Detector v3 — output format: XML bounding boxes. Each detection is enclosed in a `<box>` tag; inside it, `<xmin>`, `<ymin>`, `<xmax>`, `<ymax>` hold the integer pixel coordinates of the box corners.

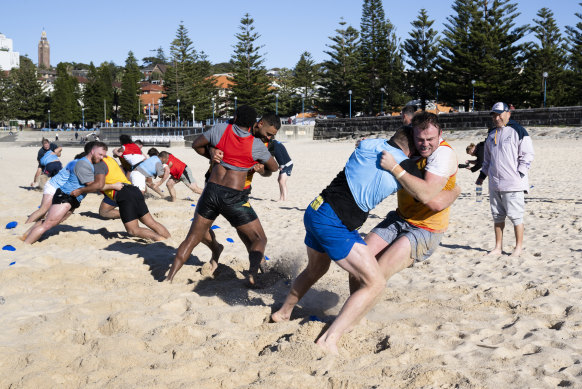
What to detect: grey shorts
<box><xmin>370</xmin><ymin>211</ymin><xmax>443</xmax><ymax>262</ymax></box>
<box><xmin>179</xmin><ymin>166</ymin><xmax>195</xmax><ymax>185</ymax></box>
<box><xmin>489</xmin><ymin>190</ymin><xmax>524</xmax><ymax>225</ymax></box>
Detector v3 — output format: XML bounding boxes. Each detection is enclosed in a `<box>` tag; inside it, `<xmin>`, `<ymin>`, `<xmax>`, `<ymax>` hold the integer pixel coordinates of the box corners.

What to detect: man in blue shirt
<box><xmin>32</xmin><ymin>139</ymin><xmax>63</xmax><ymax>187</ymax></box>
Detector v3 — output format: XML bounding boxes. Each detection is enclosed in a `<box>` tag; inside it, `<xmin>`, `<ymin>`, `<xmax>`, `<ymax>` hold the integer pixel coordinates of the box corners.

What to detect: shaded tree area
<box><xmin>50</xmin><ymin>62</ymin><xmax>80</xmax><ymax>125</ymax></box>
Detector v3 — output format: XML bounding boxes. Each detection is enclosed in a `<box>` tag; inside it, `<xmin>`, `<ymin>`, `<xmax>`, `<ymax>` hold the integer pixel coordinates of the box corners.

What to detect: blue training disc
<box><xmin>9</xmin><ymin>261</ymin><xmax>15</xmax><ymax>266</ymax></box>
<box><xmin>265</xmin><ymin>255</ymin><xmax>270</xmax><ymax>261</ymax></box>
<box><xmin>2</xmin><ymin>245</ymin><xmax>16</xmax><ymax>251</ymax></box>
<box><xmin>5</xmin><ymin>221</ymin><xmax>17</xmax><ymax>229</ymax></box>
<box><xmin>226</xmin><ymin>238</ymin><xmax>234</xmax><ymax>243</ymax></box>
<box><xmin>211</xmin><ymin>225</ymin><xmax>220</xmax><ymax>230</ymax></box>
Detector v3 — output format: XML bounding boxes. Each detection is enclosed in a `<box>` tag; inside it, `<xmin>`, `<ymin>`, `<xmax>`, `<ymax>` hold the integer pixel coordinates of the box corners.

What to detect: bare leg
<box><xmin>124</xmin><ymin>213</ymin><xmax>170</xmax><ymax>241</ymax></box>
<box><xmin>166</xmin><ymin>179</ymin><xmax>177</xmax><ymax>202</ymax></box>
<box><xmin>185</xmin><ymin>181</ymin><xmax>203</xmax><ymax>195</ymax></box>
<box><xmin>315</xmin><ymin>243</ymin><xmax>385</xmax><ymax>354</ymax></box>
<box><xmin>349</xmin><ymin>232</ymin><xmax>391</xmax><ymax>293</ymax></box>
<box><xmin>278</xmin><ymin>173</ymin><xmax>288</xmax><ymax>201</ymax></box>
<box><xmin>271</xmin><ymin>247</ymin><xmax>331</xmax><ymax>322</ymax></box>
<box><xmin>511</xmin><ymin>223</ymin><xmax>524</xmax><ymax>257</ymax></box>
<box><xmin>200</xmin><ymin>228</ymin><xmax>224</xmax><ymax>274</ymax></box>
<box><xmin>486</xmin><ymin>222</ymin><xmax>504</xmax><ymax>256</ymax></box>
<box><xmin>146</xmin><ymin>177</ymin><xmax>165</xmax><ymax>197</ymax></box>
<box><xmin>98</xmin><ymin>200</ymin><xmax>120</xmax><ymax>219</ymax></box>
<box><xmin>26</xmin><ymin>193</ymin><xmax>53</xmax><ymax>223</ymax></box>
<box><xmin>235</xmin><ymin>218</ymin><xmax>268</xmax><ymax>286</ymax></box>
<box><xmin>23</xmin><ymin>203</ymin><xmax>72</xmax><ymax>244</ymax></box>
<box><xmin>166</xmin><ymin>212</ymin><xmax>215</xmax><ymax>282</ymax></box>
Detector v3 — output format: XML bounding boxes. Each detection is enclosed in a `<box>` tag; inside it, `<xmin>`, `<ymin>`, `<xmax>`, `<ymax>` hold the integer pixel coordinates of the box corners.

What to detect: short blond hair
<box><xmin>466</xmin><ymin>143</ymin><xmax>475</xmax><ymax>153</ymax></box>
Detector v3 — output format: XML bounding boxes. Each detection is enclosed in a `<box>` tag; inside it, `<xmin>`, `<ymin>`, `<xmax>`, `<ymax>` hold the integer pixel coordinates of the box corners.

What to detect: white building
<box><xmin>0</xmin><ymin>34</ymin><xmax>20</xmax><ymax>71</ymax></box>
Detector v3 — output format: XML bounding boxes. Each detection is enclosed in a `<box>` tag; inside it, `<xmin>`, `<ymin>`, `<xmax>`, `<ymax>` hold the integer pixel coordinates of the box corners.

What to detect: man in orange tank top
<box><xmin>355</xmin><ymin>112</ymin><xmax>460</xmax><ymax>289</ymax></box>
<box><xmin>166</xmin><ymin>106</ymin><xmax>279</xmax><ymax>286</ymax></box>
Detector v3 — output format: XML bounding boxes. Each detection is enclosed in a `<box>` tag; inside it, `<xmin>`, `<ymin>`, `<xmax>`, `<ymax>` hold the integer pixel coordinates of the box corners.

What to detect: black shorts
<box><xmin>44</xmin><ymin>161</ymin><xmax>62</xmax><ymax>177</ymax></box>
<box><xmin>52</xmin><ymin>188</ymin><xmax>80</xmax><ymax>210</ymax></box>
<box><xmin>197</xmin><ymin>182</ymin><xmax>258</xmax><ymax>227</ymax></box>
<box><xmin>115</xmin><ymin>184</ymin><xmax>150</xmax><ymax>223</ymax></box>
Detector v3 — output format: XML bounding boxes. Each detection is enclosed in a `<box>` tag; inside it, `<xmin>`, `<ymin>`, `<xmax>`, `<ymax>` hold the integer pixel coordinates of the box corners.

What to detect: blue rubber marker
<box><xmin>2</xmin><ymin>245</ymin><xmax>16</xmax><ymax>251</ymax></box>
<box><xmin>5</xmin><ymin>221</ymin><xmax>17</xmax><ymax>229</ymax></box>
<box><xmin>226</xmin><ymin>238</ymin><xmax>234</xmax><ymax>243</ymax></box>
<box><xmin>211</xmin><ymin>225</ymin><xmax>220</xmax><ymax>230</ymax></box>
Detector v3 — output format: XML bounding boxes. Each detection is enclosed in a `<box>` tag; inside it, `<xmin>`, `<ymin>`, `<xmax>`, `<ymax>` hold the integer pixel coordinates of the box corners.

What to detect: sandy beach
<box><xmin>0</xmin><ymin>129</ymin><xmax>581</xmax><ymax>388</ymax></box>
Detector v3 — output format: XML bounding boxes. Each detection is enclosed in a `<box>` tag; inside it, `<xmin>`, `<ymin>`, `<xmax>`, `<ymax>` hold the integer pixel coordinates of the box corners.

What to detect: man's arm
<box><xmin>424</xmin><ymin>184</ymin><xmax>462</xmax><ymax>212</ymax></box>
<box><xmin>54</xmin><ymin>147</ymin><xmax>62</xmax><ymax>157</ymax></box>
<box><xmin>112</xmin><ymin>147</ymin><xmax>124</xmax><ymax>158</ymax></box>
<box><xmin>476</xmin><ymin>139</ymin><xmax>490</xmax><ymax>185</ymax></box>
<box><xmin>517</xmin><ymin>136</ymin><xmax>534</xmax><ymax>177</ymax></box>
<box><xmin>263</xmin><ymin>156</ymin><xmax>279</xmax><ymax>174</ymax></box>
<box><xmin>192</xmin><ymin>134</ymin><xmax>210</xmax><ymax>157</ymax></box>
<box><xmin>70</xmin><ymin>174</ymin><xmax>106</xmax><ymax>197</ymax></box>
<box><xmin>32</xmin><ymin>167</ymin><xmax>43</xmax><ymax>186</ymax></box>
<box><xmin>380</xmin><ymin>151</ymin><xmax>448</xmax><ymax>204</ymax></box>
<box><xmin>102</xmin><ymin>182</ymin><xmax>124</xmax><ymax>191</ymax></box>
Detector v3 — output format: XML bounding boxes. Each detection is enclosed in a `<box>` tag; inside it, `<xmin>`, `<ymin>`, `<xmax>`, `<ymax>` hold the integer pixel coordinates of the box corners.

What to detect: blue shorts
<box><xmin>102</xmin><ymin>195</ymin><xmax>117</xmax><ymax>207</ymax></box>
<box><xmin>304</xmin><ymin>196</ymin><xmax>365</xmax><ymax>261</ymax></box>
<box><xmin>280</xmin><ymin>164</ymin><xmax>293</xmax><ymax>176</ymax></box>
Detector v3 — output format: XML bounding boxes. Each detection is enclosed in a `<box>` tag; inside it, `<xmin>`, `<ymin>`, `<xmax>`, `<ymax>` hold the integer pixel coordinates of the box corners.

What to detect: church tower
<box><xmin>38</xmin><ymin>30</ymin><xmax>50</xmax><ymax>69</ymax></box>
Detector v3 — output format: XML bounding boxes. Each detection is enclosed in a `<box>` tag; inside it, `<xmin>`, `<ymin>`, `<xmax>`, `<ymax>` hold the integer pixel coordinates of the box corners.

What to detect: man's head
<box><xmin>147</xmin><ymin>147</ymin><xmax>159</xmax><ymax>157</ymax></box>
<box><xmin>466</xmin><ymin>143</ymin><xmax>476</xmax><ymax>156</ymax></box>
<box><xmin>135</xmin><ymin>140</ymin><xmax>144</xmax><ymax>148</ymax></box>
<box><xmin>233</xmin><ymin>105</ymin><xmax>257</xmax><ymax>130</ymax></box>
<box><xmin>411</xmin><ymin>111</ymin><xmax>442</xmax><ymax>158</ymax></box>
<box><xmin>88</xmin><ymin>141</ymin><xmax>108</xmax><ymax>164</ymax></box>
<box><xmin>253</xmin><ymin>112</ymin><xmax>280</xmax><ymax>142</ymax></box>
<box><xmin>391</xmin><ymin>126</ymin><xmax>415</xmax><ymax>157</ymax></box>
<box><xmin>401</xmin><ymin>105</ymin><xmax>416</xmax><ymax>126</ymax></box>
<box><xmin>490</xmin><ymin>102</ymin><xmax>511</xmax><ymax>128</ymax></box>
<box><xmin>119</xmin><ymin>134</ymin><xmax>132</xmax><ymax>145</ymax></box>
<box><xmin>158</xmin><ymin>151</ymin><xmax>169</xmax><ymax>164</ymax></box>
<box><xmin>41</xmin><ymin>138</ymin><xmax>50</xmax><ymax>150</ymax></box>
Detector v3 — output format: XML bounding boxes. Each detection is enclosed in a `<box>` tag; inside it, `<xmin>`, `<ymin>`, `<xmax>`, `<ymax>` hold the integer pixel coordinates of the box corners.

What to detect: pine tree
<box><xmin>164</xmin><ymin>23</ymin><xmax>216</xmax><ymax>124</ymax></box>
<box><xmin>272</xmin><ymin>68</ymin><xmax>297</xmax><ymax>117</ymax></box>
<box><xmin>360</xmin><ymin>0</ymin><xmax>405</xmax><ymax>113</ymax></box>
<box><xmin>83</xmin><ymin>62</ymin><xmax>115</xmax><ymax>126</ymax></box>
<box><xmin>51</xmin><ymin>62</ymin><xmax>80</xmax><ymax>125</ymax></box>
<box><xmin>293</xmin><ymin>52</ymin><xmax>319</xmax><ymax>114</ymax></box>
<box><xmin>229</xmin><ymin>13</ymin><xmax>272</xmax><ymax>114</ymax></box>
<box><xmin>320</xmin><ymin>19</ymin><xmax>363</xmax><ymax>116</ymax></box>
<box><xmin>523</xmin><ymin>8</ymin><xmax>568</xmax><ymax>107</ymax></box>
<box><xmin>119</xmin><ymin>51</ymin><xmax>142</xmax><ymax>122</ymax></box>
<box><xmin>403</xmin><ymin>9</ymin><xmax>440</xmax><ymax>111</ymax></box>
<box><xmin>8</xmin><ymin>56</ymin><xmax>46</xmax><ymax>126</ymax></box>
<box><xmin>565</xmin><ymin>2</ymin><xmax>582</xmax><ymax>105</ymax></box>
<box><xmin>0</xmin><ymin>71</ymin><xmax>11</xmax><ymax>124</ymax></box>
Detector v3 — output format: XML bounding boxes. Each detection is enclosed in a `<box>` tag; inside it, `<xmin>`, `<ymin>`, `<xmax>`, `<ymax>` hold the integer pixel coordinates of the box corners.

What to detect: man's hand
<box><xmin>70</xmin><ymin>188</ymin><xmax>82</xmax><ymax>198</ymax></box>
<box><xmin>111</xmin><ymin>182</ymin><xmax>124</xmax><ymax>191</ymax></box>
<box><xmin>253</xmin><ymin>163</ymin><xmax>265</xmax><ymax>175</ymax></box>
<box><xmin>209</xmin><ymin>148</ymin><xmax>223</xmax><ymax>164</ymax></box>
<box><xmin>380</xmin><ymin>150</ymin><xmax>398</xmax><ymax>172</ymax></box>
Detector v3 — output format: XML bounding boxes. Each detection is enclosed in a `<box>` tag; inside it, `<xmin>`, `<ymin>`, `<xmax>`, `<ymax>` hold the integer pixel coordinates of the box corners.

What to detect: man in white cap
<box><xmin>476</xmin><ymin>102</ymin><xmax>534</xmax><ymax>257</ymax></box>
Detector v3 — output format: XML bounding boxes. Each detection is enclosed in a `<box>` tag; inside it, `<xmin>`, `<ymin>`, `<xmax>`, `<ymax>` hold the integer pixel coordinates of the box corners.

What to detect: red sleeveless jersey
<box><xmin>215</xmin><ymin>124</ymin><xmax>256</xmax><ymax>168</ymax></box>
<box><xmin>122</xmin><ymin>143</ymin><xmax>141</xmax><ymax>155</ymax></box>
<box><xmin>168</xmin><ymin>154</ymin><xmax>186</xmax><ymax>179</ymax></box>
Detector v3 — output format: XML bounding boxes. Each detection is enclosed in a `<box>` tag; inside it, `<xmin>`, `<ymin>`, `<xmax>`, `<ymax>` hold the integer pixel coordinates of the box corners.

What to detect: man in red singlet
<box><xmin>158</xmin><ymin>151</ymin><xmax>203</xmax><ymax>201</ymax></box>
<box><xmin>166</xmin><ymin>105</ymin><xmax>279</xmax><ymax>286</ymax></box>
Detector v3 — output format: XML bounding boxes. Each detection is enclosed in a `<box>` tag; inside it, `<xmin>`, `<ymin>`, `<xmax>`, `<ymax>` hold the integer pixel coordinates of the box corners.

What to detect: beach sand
<box><xmin>0</xmin><ymin>130</ymin><xmax>581</xmax><ymax>388</ymax></box>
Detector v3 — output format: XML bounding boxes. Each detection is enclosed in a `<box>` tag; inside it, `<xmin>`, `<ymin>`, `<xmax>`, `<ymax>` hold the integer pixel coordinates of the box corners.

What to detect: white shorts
<box><xmin>489</xmin><ymin>190</ymin><xmax>525</xmax><ymax>225</ymax></box>
<box><xmin>43</xmin><ymin>181</ymin><xmax>57</xmax><ymax>196</ymax></box>
<box><xmin>129</xmin><ymin>171</ymin><xmax>146</xmax><ymax>191</ymax></box>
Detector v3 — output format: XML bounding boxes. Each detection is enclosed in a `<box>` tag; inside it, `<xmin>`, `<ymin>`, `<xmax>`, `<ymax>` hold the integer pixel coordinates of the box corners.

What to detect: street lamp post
<box><xmin>348</xmin><ymin>90</ymin><xmax>352</xmax><ymax>118</ymax></box>
<box><xmin>543</xmin><ymin>71</ymin><xmax>548</xmax><ymax>108</ymax></box>
<box><xmin>435</xmin><ymin>81</ymin><xmax>439</xmax><ymax>113</ymax></box>
<box><xmin>82</xmin><ymin>108</ymin><xmax>85</xmax><ymax>129</ymax></box>
<box><xmin>148</xmin><ymin>103</ymin><xmax>151</xmax><ymax>125</ymax></box>
<box><xmin>234</xmin><ymin>96</ymin><xmax>237</xmax><ymax>115</ymax></box>
<box><xmin>212</xmin><ymin>97</ymin><xmax>215</xmax><ymax>125</ymax></box>
<box><xmin>177</xmin><ymin>99</ymin><xmax>180</xmax><ymax>127</ymax></box>
<box><xmin>301</xmin><ymin>94</ymin><xmax>305</xmax><ymax>124</ymax></box>
<box><xmin>158</xmin><ymin>100</ymin><xmax>163</xmax><ymax>127</ymax></box>
<box><xmin>192</xmin><ymin>105</ymin><xmax>195</xmax><ymax>126</ymax></box>
<box><xmin>48</xmin><ymin>109</ymin><xmax>51</xmax><ymax>129</ymax></box>
<box><xmin>275</xmin><ymin>93</ymin><xmax>279</xmax><ymax>115</ymax></box>
<box><xmin>380</xmin><ymin>87</ymin><xmax>385</xmax><ymax>115</ymax></box>
<box><xmin>104</xmin><ymin>99</ymin><xmax>107</xmax><ymax>127</ymax></box>
<box><xmin>471</xmin><ymin>80</ymin><xmax>476</xmax><ymax>112</ymax></box>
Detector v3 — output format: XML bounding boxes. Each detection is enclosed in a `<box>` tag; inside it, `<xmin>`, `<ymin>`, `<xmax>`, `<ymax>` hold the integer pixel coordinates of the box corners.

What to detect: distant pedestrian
<box><xmin>75</xmin><ymin>131</ymin><xmax>78</xmax><ymax>140</ymax></box>
<box><xmin>268</xmin><ymin>139</ymin><xmax>293</xmax><ymax>201</ymax></box>
<box><xmin>459</xmin><ymin>141</ymin><xmax>485</xmax><ymax>173</ymax></box>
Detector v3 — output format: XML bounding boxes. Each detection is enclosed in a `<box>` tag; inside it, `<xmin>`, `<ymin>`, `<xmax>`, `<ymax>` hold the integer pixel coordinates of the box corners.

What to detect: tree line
<box><xmin>1</xmin><ymin>0</ymin><xmax>581</xmax><ymax>127</ymax></box>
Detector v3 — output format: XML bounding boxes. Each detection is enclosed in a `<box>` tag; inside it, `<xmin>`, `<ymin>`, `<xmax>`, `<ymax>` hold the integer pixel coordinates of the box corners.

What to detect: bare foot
<box><xmin>248</xmin><ymin>257</ymin><xmax>267</xmax><ymax>287</ymax></box>
<box><xmin>485</xmin><ymin>248</ymin><xmax>502</xmax><ymax>257</ymax></box>
<box><xmin>510</xmin><ymin>247</ymin><xmax>522</xmax><ymax>257</ymax></box>
<box><xmin>315</xmin><ymin>336</ymin><xmax>339</xmax><ymax>355</ymax></box>
<box><xmin>270</xmin><ymin>310</ymin><xmax>290</xmax><ymax>323</ymax></box>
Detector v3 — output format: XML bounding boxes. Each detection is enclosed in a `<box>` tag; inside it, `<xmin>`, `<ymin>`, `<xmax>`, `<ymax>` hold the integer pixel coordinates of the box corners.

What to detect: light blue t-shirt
<box><xmin>40</xmin><ymin>151</ymin><xmax>59</xmax><ymax>166</ymax></box>
<box><xmin>60</xmin><ymin>158</ymin><xmax>94</xmax><ymax>202</ymax></box>
<box><xmin>344</xmin><ymin>139</ymin><xmax>408</xmax><ymax>212</ymax></box>
<box><xmin>136</xmin><ymin>156</ymin><xmax>164</xmax><ymax>177</ymax></box>
<box><xmin>48</xmin><ymin>160</ymin><xmax>74</xmax><ymax>189</ymax></box>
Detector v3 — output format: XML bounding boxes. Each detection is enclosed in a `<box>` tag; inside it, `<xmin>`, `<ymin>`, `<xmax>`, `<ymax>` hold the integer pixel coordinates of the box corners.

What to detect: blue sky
<box><xmin>2</xmin><ymin>0</ymin><xmax>579</xmax><ymax>69</ymax></box>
